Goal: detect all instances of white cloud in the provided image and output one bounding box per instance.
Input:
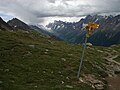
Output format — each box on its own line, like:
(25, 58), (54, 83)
(0, 0), (120, 25)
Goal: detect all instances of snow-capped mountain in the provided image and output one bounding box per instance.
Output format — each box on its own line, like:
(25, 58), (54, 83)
(46, 15), (120, 46)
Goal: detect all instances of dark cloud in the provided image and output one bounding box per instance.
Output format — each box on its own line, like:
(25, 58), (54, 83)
(0, 0), (120, 25)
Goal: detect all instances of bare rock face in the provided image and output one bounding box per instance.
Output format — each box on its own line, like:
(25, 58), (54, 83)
(65, 85), (73, 88)
(94, 84), (104, 90)
(114, 65), (120, 74)
(0, 81), (3, 84)
(79, 74), (105, 90)
(28, 45), (35, 48)
(0, 17), (13, 31)
(7, 18), (32, 31)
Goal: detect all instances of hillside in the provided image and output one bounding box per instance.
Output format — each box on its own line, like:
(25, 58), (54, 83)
(0, 30), (120, 90)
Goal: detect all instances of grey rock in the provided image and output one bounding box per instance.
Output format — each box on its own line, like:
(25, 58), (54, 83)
(0, 81), (3, 84)
(95, 84), (104, 90)
(28, 45), (35, 48)
(65, 85), (73, 88)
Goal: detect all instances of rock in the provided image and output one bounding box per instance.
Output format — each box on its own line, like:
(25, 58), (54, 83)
(25, 51), (32, 56)
(43, 71), (46, 73)
(34, 85), (38, 88)
(92, 80), (103, 84)
(91, 80), (104, 90)
(44, 52), (48, 54)
(37, 71), (40, 73)
(84, 59), (88, 62)
(97, 50), (103, 53)
(0, 81), (3, 84)
(65, 85), (73, 88)
(66, 77), (69, 80)
(60, 75), (63, 77)
(79, 77), (84, 82)
(24, 31), (29, 33)
(114, 65), (120, 74)
(28, 45), (35, 48)
(0, 69), (3, 71)
(11, 80), (15, 83)
(86, 43), (92, 46)
(61, 81), (64, 84)
(58, 71), (61, 74)
(112, 50), (118, 53)
(84, 74), (105, 89)
(61, 58), (66, 61)
(87, 46), (94, 50)
(108, 74), (112, 77)
(5, 69), (9, 72)
(45, 49), (49, 52)
(68, 54), (73, 56)
(48, 40), (53, 44)
(92, 85), (95, 89)
(94, 84), (104, 90)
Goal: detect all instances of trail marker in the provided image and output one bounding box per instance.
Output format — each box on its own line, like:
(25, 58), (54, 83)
(77, 22), (99, 78)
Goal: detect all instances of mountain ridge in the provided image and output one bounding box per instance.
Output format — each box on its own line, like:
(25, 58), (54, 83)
(46, 14), (120, 46)
(0, 17), (13, 31)
(7, 18), (33, 31)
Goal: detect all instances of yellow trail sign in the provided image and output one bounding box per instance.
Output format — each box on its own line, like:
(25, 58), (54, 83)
(88, 22), (99, 29)
(77, 22), (99, 78)
(84, 22), (99, 37)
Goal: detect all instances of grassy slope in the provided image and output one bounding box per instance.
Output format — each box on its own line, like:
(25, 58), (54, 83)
(0, 30), (119, 90)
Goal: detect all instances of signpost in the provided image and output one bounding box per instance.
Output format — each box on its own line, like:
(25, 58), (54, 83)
(77, 22), (99, 78)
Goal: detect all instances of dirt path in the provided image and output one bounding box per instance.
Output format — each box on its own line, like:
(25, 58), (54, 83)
(106, 76), (120, 90)
(104, 51), (120, 90)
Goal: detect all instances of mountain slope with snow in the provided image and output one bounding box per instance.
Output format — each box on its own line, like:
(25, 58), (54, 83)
(46, 15), (120, 46)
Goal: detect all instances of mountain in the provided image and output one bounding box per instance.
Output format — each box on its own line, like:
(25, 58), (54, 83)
(6, 17), (61, 40)
(30, 25), (51, 36)
(0, 30), (120, 90)
(46, 15), (120, 46)
(30, 25), (62, 40)
(7, 18), (33, 31)
(0, 17), (13, 31)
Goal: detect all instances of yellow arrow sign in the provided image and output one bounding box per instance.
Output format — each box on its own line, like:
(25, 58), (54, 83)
(84, 22), (99, 37)
(88, 22), (99, 29)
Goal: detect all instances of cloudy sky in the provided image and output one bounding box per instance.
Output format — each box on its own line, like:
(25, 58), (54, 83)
(0, 0), (120, 26)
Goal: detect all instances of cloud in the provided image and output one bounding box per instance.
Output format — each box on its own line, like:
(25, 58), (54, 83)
(0, 0), (120, 25)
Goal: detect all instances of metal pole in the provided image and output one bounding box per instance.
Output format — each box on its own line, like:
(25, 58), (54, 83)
(77, 36), (88, 78)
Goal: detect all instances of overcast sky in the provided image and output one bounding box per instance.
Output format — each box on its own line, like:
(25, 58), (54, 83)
(0, 0), (120, 26)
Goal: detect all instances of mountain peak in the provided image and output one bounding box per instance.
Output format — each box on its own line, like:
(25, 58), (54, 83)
(46, 14), (120, 46)
(8, 18), (27, 26)
(0, 17), (6, 23)
(0, 17), (2, 20)
(7, 18), (32, 31)
(0, 17), (13, 31)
